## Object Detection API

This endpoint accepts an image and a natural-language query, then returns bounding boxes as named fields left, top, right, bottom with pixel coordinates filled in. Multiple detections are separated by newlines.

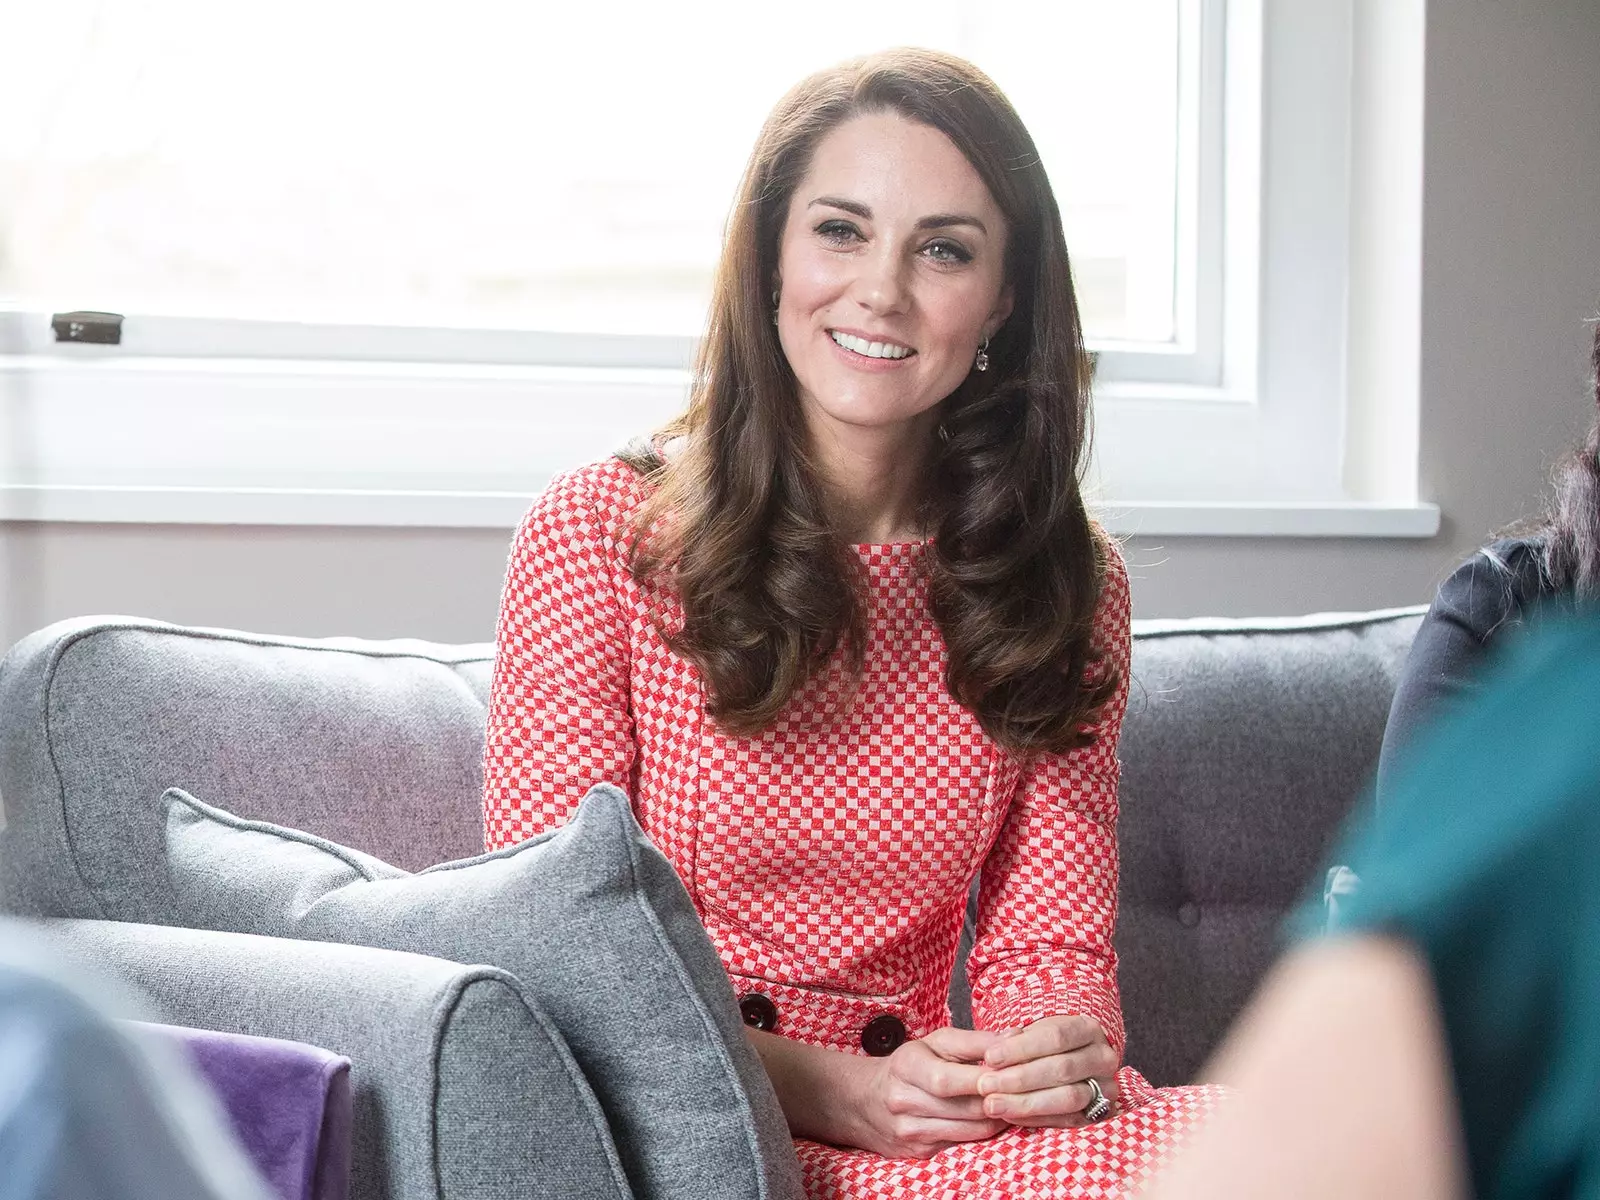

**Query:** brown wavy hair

left=1524, top=318, right=1600, bottom=599
left=621, top=47, right=1115, bottom=754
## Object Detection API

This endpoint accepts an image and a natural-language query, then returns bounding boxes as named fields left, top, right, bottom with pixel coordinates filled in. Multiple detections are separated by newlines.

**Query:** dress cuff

left=972, top=968, right=1126, bottom=1056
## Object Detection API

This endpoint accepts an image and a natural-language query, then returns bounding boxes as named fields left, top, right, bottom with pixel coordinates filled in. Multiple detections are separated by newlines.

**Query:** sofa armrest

left=40, top=919, right=631, bottom=1200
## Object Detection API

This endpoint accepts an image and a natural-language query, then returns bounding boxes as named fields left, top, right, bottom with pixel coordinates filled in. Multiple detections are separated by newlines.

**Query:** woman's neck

left=807, top=414, right=936, bottom=544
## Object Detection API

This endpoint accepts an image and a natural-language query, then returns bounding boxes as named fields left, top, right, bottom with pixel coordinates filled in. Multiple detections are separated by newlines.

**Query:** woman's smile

left=827, top=327, right=917, bottom=365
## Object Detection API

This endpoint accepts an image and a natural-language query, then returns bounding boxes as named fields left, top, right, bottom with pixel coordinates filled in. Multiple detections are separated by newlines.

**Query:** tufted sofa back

left=1113, top=608, right=1423, bottom=1084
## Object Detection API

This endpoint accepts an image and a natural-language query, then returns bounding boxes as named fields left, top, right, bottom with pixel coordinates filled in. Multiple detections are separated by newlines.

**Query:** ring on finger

left=1083, top=1076, right=1112, bottom=1122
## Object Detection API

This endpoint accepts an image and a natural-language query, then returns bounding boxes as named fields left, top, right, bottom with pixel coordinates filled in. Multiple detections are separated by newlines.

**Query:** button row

left=737, top=992, right=908, bottom=1057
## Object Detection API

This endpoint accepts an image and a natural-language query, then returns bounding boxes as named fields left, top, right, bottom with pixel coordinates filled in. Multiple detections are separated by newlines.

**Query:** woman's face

left=774, top=111, right=1013, bottom=447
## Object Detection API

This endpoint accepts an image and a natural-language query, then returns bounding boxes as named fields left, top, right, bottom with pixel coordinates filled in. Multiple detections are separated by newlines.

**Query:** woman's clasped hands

left=848, top=1015, right=1120, bottom=1159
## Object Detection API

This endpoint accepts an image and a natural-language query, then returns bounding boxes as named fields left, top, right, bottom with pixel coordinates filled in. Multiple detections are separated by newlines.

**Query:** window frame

left=0, top=0, right=1440, bottom=538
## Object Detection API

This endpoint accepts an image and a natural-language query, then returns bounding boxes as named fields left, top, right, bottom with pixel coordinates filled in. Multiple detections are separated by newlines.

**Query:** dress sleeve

left=966, top=546, right=1131, bottom=1055
left=481, top=466, right=638, bottom=851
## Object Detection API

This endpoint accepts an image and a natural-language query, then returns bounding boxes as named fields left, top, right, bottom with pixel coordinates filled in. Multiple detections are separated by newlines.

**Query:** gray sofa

left=0, top=606, right=1425, bottom=1196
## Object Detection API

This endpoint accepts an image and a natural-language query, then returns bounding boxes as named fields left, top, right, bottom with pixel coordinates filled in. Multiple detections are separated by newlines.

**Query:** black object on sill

left=51, top=311, right=123, bottom=345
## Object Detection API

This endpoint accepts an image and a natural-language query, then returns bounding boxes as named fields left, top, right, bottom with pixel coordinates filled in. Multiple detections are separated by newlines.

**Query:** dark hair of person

left=1528, top=321, right=1600, bottom=601
left=618, top=47, right=1115, bottom=754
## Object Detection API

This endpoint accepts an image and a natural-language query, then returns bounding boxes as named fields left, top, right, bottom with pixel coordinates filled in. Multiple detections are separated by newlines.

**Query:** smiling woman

left=484, top=48, right=1224, bottom=1199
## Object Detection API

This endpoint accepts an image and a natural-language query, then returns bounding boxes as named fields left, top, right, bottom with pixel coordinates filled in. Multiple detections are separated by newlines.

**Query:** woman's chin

left=803, top=399, right=941, bottom=443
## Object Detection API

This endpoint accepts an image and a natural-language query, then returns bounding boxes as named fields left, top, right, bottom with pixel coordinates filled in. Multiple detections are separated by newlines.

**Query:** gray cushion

left=162, top=782, right=803, bottom=1200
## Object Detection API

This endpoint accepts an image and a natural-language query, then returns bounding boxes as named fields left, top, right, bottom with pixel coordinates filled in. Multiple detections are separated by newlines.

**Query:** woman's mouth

left=829, top=330, right=915, bottom=360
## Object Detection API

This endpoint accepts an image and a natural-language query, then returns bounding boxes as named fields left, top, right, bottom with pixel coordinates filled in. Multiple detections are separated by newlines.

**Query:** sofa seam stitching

left=1131, top=607, right=1428, bottom=640
left=42, top=617, right=493, bottom=665
left=38, top=625, right=114, bottom=919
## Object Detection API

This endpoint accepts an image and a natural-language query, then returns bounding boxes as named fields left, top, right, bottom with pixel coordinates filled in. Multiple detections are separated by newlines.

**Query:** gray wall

left=4, top=0, right=1600, bottom=648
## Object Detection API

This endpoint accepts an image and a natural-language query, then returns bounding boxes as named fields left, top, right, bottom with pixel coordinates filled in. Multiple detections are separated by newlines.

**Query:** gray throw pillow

left=162, top=782, right=803, bottom=1200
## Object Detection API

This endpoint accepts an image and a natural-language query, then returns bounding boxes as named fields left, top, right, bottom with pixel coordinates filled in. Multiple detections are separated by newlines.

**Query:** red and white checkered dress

left=483, top=458, right=1222, bottom=1198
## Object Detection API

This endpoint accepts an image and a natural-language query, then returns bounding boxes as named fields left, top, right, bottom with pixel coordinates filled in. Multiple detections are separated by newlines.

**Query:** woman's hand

left=975, top=1015, right=1121, bottom=1127
left=846, top=1027, right=1012, bottom=1158
left=747, top=1025, right=1010, bottom=1159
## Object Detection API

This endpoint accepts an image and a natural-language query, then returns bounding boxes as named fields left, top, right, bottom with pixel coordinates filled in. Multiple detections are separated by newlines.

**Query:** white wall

left=3, top=0, right=1600, bottom=648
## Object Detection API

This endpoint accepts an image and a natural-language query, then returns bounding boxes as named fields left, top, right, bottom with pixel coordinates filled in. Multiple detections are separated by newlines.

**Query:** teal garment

left=1310, top=617, right=1600, bottom=1200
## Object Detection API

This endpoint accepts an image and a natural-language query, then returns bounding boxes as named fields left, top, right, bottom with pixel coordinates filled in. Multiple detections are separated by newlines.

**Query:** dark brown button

left=739, top=992, right=779, bottom=1032
left=860, top=1014, right=907, bottom=1057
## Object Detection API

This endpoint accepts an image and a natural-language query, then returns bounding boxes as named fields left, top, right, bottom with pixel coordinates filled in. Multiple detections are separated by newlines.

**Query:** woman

left=483, top=48, right=1221, bottom=1196
left=1376, top=320, right=1600, bottom=796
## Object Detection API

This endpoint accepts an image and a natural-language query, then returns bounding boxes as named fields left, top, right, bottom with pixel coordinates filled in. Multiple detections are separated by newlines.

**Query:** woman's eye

left=924, top=239, right=973, bottom=264
left=816, top=219, right=861, bottom=245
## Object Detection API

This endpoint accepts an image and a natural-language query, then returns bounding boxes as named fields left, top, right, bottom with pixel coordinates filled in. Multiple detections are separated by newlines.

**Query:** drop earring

left=974, top=336, right=990, bottom=373
left=771, top=288, right=780, bottom=327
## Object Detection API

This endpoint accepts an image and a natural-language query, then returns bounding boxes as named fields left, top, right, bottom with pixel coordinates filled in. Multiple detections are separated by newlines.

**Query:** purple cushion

left=136, top=1021, right=352, bottom=1200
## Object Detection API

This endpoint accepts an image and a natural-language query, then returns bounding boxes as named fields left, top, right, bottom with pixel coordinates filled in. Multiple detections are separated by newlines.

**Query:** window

left=0, top=1, right=1435, bottom=534
left=2, top=2, right=1202, bottom=346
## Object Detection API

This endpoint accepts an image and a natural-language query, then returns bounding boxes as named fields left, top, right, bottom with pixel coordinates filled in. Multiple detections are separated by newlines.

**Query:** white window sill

left=1, top=355, right=1439, bottom=536
left=1101, top=500, right=1439, bottom=538
left=0, top=483, right=1441, bottom=538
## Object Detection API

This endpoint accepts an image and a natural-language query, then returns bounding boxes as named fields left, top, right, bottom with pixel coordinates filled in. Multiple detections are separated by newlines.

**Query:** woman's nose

left=852, top=247, right=910, bottom=314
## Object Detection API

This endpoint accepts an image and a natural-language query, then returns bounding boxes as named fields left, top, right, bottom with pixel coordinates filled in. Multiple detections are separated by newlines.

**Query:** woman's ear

left=985, top=285, right=1015, bottom=340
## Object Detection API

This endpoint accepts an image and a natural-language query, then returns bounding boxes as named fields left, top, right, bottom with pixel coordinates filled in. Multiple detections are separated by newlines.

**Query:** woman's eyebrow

left=807, top=196, right=988, bottom=236
left=916, top=213, right=988, bottom=235
left=808, top=195, right=873, bottom=219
